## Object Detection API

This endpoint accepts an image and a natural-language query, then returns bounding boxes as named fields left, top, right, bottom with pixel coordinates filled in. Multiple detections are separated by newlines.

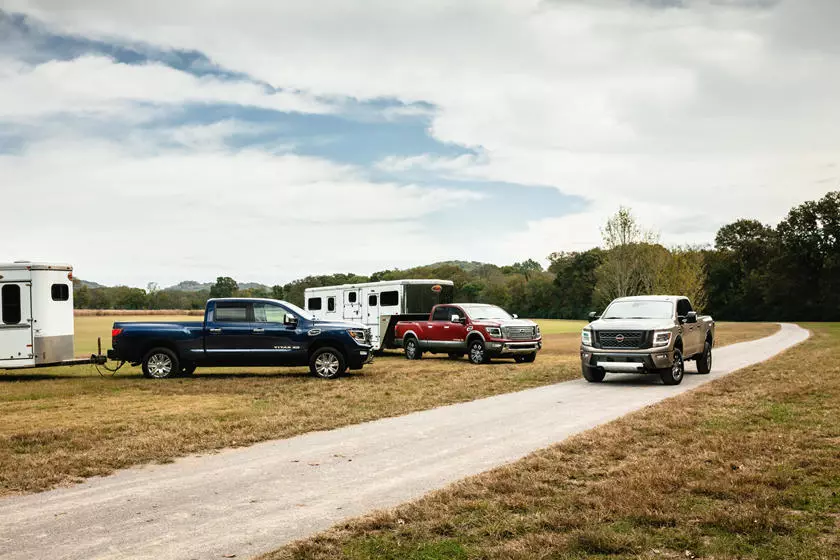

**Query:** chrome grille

left=596, top=330, right=646, bottom=349
left=502, top=326, right=537, bottom=340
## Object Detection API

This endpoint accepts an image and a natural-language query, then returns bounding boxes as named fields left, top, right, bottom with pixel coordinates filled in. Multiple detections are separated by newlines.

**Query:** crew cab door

left=0, top=283, right=33, bottom=362
left=251, top=301, right=307, bottom=365
left=677, top=298, right=702, bottom=355
left=204, top=301, right=255, bottom=364
left=428, top=306, right=467, bottom=350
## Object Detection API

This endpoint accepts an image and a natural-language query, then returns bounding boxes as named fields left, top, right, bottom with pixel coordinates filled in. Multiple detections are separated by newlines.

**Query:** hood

left=588, top=318, right=673, bottom=331
left=310, top=319, right=366, bottom=330
left=473, top=318, right=538, bottom=328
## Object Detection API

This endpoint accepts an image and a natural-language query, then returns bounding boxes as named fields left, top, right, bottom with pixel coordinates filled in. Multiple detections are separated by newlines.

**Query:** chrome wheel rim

left=147, top=353, right=173, bottom=378
left=315, top=352, right=340, bottom=377
left=405, top=341, right=416, bottom=359
left=470, top=343, right=484, bottom=363
left=672, top=354, right=683, bottom=380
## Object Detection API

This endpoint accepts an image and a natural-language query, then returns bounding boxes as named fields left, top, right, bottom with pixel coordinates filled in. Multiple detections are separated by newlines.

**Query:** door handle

left=209, top=328, right=222, bottom=334
left=252, top=328, right=265, bottom=334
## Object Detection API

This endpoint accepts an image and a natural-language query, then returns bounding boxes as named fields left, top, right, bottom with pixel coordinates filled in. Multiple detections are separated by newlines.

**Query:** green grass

left=267, top=323, right=840, bottom=560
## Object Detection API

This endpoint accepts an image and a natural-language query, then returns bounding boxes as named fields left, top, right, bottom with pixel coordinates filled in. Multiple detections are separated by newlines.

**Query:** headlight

left=653, top=330, right=672, bottom=347
left=535, top=325, right=540, bottom=337
left=348, top=329, right=368, bottom=344
left=581, top=329, right=592, bottom=346
left=486, top=327, right=502, bottom=338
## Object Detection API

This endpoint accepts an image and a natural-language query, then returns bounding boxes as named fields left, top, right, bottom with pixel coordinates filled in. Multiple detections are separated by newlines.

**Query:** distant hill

left=164, top=280, right=270, bottom=292
left=78, top=279, right=106, bottom=289
left=426, top=260, right=494, bottom=273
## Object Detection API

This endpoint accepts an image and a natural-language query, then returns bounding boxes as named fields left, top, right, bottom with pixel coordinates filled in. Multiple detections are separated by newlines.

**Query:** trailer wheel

left=309, top=347, right=346, bottom=379
left=142, top=348, right=179, bottom=379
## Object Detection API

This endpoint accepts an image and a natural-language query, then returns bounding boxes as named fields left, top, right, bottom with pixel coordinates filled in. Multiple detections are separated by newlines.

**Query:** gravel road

left=0, top=323, right=808, bottom=560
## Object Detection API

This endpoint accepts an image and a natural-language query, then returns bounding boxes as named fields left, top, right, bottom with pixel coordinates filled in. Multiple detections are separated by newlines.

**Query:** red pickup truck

left=394, top=303, right=542, bottom=364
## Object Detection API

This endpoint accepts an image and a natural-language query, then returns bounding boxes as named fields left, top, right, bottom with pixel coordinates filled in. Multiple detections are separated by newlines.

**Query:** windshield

left=461, top=305, right=512, bottom=321
left=278, top=300, right=311, bottom=319
left=603, top=300, right=673, bottom=320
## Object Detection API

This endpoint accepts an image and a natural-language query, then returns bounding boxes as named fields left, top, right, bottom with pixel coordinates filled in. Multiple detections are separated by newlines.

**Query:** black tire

left=180, top=363, right=197, bottom=376
left=141, top=347, right=179, bottom=379
left=404, top=337, right=423, bottom=360
left=468, top=339, right=489, bottom=364
left=695, top=341, right=712, bottom=374
left=660, top=348, right=685, bottom=385
left=309, top=347, right=347, bottom=379
left=448, top=352, right=463, bottom=359
left=515, top=353, right=537, bottom=364
left=582, top=364, right=606, bottom=382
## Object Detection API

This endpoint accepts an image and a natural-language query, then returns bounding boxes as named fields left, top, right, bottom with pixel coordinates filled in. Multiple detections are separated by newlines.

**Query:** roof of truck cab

left=612, top=295, right=686, bottom=302
left=0, top=262, right=72, bottom=271
left=304, top=279, right=454, bottom=292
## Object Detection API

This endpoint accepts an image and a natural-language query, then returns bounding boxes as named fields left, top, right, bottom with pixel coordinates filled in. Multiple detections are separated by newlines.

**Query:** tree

left=271, top=285, right=285, bottom=300
left=209, top=277, right=238, bottom=298
left=549, top=249, right=603, bottom=318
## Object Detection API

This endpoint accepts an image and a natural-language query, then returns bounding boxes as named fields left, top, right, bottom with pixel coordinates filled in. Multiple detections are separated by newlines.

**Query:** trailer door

left=343, top=289, right=362, bottom=322
left=0, top=283, right=33, bottom=361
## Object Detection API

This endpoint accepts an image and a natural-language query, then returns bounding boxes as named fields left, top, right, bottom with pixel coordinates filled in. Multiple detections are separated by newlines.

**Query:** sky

left=1, top=0, right=838, bottom=287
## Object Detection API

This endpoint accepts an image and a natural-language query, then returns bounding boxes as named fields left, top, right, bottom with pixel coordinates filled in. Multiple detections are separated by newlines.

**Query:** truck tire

left=695, top=341, right=712, bottom=374
left=142, top=348, right=179, bottom=379
left=309, top=347, right=346, bottom=379
left=468, top=339, right=489, bottom=364
left=660, top=348, right=685, bottom=385
left=515, top=353, right=537, bottom=364
left=582, top=364, right=605, bottom=382
left=404, top=337, right=423, bottom=360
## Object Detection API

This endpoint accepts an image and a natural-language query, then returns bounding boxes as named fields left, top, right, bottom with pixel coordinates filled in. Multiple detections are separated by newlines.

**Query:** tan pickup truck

left=580, top=295, right=715, bottom=385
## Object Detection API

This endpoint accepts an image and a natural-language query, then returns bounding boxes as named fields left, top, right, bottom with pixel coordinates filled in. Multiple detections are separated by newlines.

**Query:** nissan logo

left=615, top=334, right=625, bottom=343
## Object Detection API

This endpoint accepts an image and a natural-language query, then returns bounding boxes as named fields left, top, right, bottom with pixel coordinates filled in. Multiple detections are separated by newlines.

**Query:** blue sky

left=1, top=1, right=837, bottom=286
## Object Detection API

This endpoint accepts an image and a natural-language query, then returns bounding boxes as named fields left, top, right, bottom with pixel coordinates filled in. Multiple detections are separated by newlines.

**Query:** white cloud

left=0, top=55, right=332, bottom=120
left=3, top=0, right=840, bottom=276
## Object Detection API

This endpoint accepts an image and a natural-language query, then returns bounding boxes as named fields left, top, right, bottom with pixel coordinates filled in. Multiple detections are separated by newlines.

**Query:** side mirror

left=512, top=314, right=519, bottom=319
left=284, top=314, right=298, bottom=326
left=588, top=311, right=600, bottom=321
left=685, top=311, right=698, bottom=324
left=450, top=314, right=463, bottom=324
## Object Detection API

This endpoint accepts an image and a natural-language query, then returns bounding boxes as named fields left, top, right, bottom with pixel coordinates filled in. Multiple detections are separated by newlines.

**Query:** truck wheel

left=468, top=340, right=489, bottom=364
left=660, top=349, right=685, bottom=385
left=142, top=348, right=179, bottom=379
left=515, top=353, right=537, bottom=364
left=309, top=347, right=346, bottom=379
left=180, top=363, right=197, bottom=376
left=695, top=341, right=712, bottom=374
left=582, top=364, right=606, bottom=382
left=404, top=337, right=423, bottom=360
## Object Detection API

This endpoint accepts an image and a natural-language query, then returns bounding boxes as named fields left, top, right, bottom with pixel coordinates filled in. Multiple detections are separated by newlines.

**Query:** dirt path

left=0, top=324, right=809, bottom=560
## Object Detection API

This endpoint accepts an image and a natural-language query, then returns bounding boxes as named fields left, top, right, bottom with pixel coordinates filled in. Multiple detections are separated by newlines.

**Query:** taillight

left=112, top=328, right=123, bottom=337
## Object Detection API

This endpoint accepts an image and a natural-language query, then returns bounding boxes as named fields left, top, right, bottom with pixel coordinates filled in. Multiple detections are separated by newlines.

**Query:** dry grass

left=268, top=323, right=839, bottom=560
left=0, top=317, right=777, bottom=497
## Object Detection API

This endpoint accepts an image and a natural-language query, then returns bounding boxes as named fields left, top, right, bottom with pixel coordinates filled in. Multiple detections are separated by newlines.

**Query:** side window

left=677, top=299, right=692, bottom=317
left=308, top=297, right=322, bottom=311
left=214, top=303, right=249, bottom=323
left=1, top=284, right=22, bottom=325
left=253, top=303, right=288, bottom=323
left=348, top=292, right=357, bottom=303
left=380, top=291, right=399, bottom=307
left=432, top=306, right=450, bottom=321
left=448, top=308, right=463, bottom=321
left=368, top=294, right=378, bottom=307
left=51, top=284, right=70, bottom=301
left=327, top=297, right=336, bottom=312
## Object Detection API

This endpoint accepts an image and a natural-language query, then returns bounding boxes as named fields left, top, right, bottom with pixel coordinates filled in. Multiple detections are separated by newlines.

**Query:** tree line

left=73, top=191, right=839, bottom=321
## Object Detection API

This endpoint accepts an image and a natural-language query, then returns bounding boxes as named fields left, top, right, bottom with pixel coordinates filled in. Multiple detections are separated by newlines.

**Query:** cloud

left=0, top=55, right=333, bottom=121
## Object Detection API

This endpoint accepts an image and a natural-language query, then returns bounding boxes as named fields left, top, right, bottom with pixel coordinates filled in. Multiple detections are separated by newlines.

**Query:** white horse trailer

left=304, top=279, right=454, bottom=351
left=0, top=262, right=104, bottom=370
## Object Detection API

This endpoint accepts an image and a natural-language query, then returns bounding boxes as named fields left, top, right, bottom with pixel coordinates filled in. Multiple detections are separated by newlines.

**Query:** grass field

left=0, top=316, right=779, bottom=496
left=269, top=323, right=839, bottom=560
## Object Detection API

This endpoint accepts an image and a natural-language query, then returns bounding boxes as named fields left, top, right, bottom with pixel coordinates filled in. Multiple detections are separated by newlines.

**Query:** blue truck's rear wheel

left=142, top=348, right=179, bottom=379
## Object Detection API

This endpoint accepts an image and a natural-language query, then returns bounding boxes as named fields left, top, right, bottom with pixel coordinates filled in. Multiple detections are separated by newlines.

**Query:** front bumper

left=486, top=340, right=542, bottom=355
left=580, top=345, right=673, bottom=373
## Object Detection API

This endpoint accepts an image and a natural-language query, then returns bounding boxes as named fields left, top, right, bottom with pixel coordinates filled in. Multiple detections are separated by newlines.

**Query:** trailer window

left=51, top=283, right=70, bottom=301
left=308, top=297, right=322, bottom=311
left=2, top=285, right=22, bottom=325
left=380, top=291, right=399, bottom=306
left=327, top=297, right=336, bottom=312
left=348, top=292, right=357, bottom=303
left=214, top=304, right=249, bottom=323
left=368, top=294, right=378, bottom=307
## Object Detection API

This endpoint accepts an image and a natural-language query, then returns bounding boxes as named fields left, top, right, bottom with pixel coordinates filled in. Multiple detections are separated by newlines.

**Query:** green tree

left=209, top=277, right=238, bottom=298
left=271, top=285, right=285, bottom=300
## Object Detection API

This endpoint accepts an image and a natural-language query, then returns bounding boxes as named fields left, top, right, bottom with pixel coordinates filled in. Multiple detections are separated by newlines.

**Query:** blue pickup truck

left=108, top=298, right=373, bottom=379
